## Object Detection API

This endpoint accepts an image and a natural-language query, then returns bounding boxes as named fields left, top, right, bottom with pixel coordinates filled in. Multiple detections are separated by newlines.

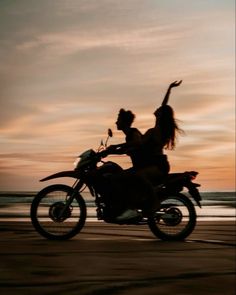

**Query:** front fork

left=58, top=180, right=84, bottom=219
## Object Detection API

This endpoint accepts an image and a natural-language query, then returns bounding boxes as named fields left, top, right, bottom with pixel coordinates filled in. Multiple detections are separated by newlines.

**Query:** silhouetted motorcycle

left=31, top=129, right=202, bottom=241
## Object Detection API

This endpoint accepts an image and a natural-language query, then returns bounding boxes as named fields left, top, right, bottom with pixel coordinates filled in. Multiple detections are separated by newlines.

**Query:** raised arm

left=161, top=80, right=182, bottom=106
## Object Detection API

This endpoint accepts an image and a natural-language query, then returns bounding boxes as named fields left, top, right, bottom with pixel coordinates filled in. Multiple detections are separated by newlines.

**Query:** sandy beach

left=0, top=220, right=235, bottom=295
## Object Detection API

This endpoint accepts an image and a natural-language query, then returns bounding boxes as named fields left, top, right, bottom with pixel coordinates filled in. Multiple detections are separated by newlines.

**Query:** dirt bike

left=31, top=129, right=202, bottom=241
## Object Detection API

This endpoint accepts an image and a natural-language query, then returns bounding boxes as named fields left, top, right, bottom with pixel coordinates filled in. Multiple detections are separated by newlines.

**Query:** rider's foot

left=142, top=199, right=160, bottom=217
left=116, top=209, right=140, bottom=221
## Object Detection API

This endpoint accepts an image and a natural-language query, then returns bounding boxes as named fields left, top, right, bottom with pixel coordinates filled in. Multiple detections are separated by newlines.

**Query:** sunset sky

left=0, top=0, right=235, bottom=192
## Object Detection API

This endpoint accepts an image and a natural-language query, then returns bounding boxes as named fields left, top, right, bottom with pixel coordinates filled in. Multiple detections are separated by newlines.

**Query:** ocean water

left=0, top=191, right=235, bottom=221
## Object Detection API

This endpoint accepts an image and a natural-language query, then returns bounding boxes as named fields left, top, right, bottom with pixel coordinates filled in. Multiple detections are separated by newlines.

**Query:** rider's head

left=154, top=105, right=174, bottom=122
left=154, top=105, right=182, bottom=150
left=116, top=108, right=135, bottom=131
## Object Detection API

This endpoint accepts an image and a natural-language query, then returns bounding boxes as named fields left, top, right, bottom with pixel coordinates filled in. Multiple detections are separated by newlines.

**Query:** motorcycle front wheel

left=148, top=193, right=196, bottom=241
left=31, top=184, right=87, bottom=240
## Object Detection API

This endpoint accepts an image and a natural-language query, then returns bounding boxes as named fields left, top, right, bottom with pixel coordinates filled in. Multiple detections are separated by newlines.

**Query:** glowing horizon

left=0, top=0, right=235, bottom=191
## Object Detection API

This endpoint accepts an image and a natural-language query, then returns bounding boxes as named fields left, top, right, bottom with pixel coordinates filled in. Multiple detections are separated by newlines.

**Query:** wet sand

left=0, top=221, right=235, bottom=295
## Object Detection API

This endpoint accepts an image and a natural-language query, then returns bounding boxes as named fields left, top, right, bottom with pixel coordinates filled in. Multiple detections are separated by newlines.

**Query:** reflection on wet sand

left=0, top=221, right=235, bottom=295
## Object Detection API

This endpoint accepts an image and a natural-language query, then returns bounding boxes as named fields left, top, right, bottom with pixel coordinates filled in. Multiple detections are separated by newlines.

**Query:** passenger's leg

left=136, top=166, right=166, bottom=216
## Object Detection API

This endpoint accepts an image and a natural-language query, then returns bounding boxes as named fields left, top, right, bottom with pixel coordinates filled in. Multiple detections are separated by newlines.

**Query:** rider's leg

left=112, top=170, right=145, bottom=220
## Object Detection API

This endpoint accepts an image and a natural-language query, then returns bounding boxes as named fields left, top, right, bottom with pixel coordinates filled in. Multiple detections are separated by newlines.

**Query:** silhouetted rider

left=105, top=108, right=143, bottom=169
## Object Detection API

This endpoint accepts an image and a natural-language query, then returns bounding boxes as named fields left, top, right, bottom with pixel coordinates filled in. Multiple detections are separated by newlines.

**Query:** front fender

left=40, top=170, right=80, bottom=182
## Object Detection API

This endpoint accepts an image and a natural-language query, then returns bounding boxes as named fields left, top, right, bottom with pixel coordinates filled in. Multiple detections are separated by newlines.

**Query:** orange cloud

left=0, top=0, right=234, bottom=191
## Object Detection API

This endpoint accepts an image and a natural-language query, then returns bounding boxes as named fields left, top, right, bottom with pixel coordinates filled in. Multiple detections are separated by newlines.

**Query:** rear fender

left=164, top=171, right=202, bottom=208
left=182, top=171, right=202, bottom=208
left=187, top=182, right=202, bottom=208
left=40, top=170, right=80, bottom=182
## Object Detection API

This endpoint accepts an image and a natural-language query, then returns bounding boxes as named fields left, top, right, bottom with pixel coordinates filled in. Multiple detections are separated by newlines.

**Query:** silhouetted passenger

left=139, top=80, right=183, bottom=184
left=135, top=80, right=183, bottom=217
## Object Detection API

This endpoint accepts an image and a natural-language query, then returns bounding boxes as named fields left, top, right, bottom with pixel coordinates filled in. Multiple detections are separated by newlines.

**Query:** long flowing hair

left=156, top=105, right=183, bottom=150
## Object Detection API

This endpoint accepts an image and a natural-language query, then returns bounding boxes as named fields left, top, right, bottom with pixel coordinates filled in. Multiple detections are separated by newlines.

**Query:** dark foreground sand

left=0, top=221, right=235, bottom=295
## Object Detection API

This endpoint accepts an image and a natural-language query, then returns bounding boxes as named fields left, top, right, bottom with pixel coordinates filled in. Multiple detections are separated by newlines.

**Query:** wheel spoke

left=148, top=194, right=196, bottom=240
left=31, top=185, right=86, bottom=239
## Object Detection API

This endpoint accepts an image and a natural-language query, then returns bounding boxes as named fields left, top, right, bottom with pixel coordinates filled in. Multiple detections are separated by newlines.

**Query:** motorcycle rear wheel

left=148, top=193, right=196, bottom=241
left=31, top=184, right=86, bottom=240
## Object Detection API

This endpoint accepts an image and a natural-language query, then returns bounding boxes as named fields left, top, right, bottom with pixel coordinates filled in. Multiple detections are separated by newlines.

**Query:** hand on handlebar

left=99, top=149, right=109, bottom=158
left=106, top=145, right=117, bottom=153
left=99, top=144, right=124, bottom=159
left=99, top=145, right=119, bottom=158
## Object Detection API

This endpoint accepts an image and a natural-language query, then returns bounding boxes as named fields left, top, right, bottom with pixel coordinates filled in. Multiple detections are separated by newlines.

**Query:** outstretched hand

left=161, top=80, right=183, bottom=106
left=169, top=80, right=182, bottom=88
